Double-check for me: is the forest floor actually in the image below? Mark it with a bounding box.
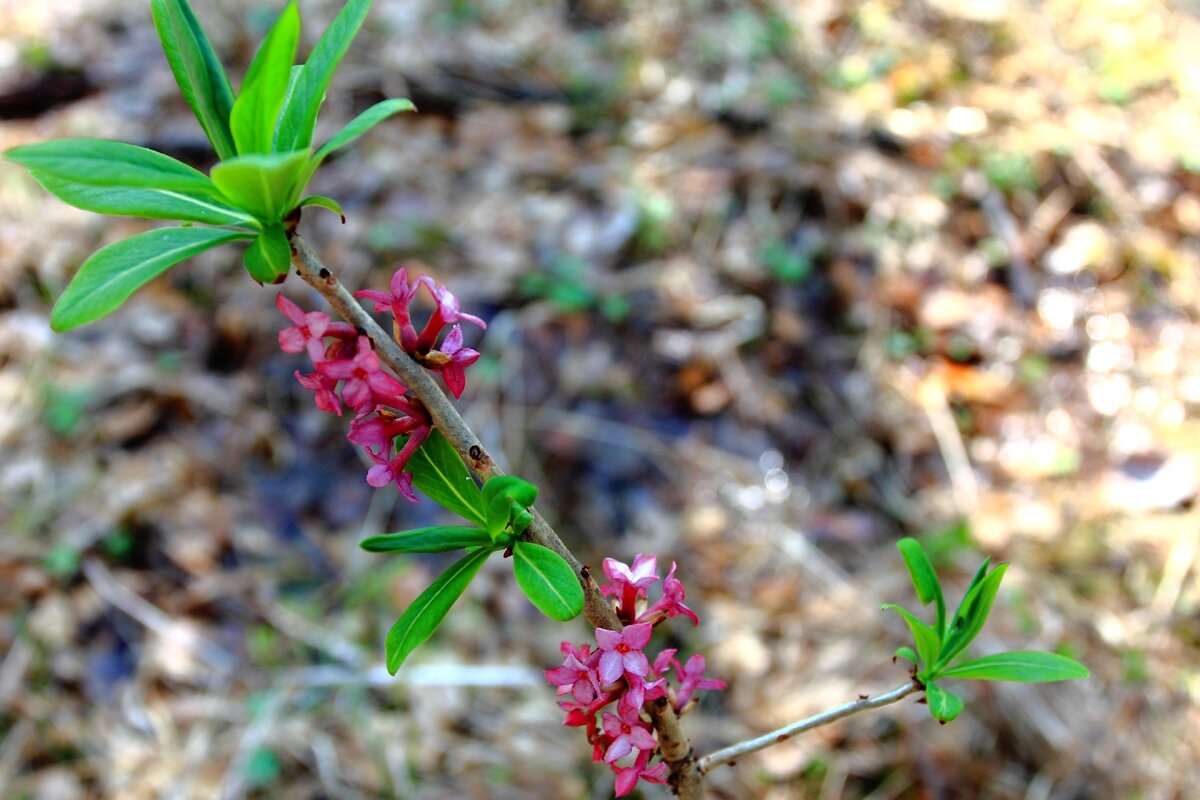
[2,1,1200,798]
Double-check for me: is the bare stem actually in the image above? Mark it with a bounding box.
[695,681,922,775]
[286,231,702,797]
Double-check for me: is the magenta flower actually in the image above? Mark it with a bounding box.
[613,749,668,797]
[426,325,481,399]
[600,704,657,764]
[595,623,652,684]
[295,369,343,416]
[412,276,487,352]
[348,413,424,461]
[640,561,699,626]
[320,337,407,414]
[364,423,430,502]
[355,267,421,349]
[276,294,332,362]
[545,646,604,704]
[602,554,660,623]
[602,555,660,595]
[672,653,727,710]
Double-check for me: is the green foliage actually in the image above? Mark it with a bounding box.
[483,476,538,541]
[360,526,493,553]
[512,540,585,621]
[939,651,1090,682]
[385,547,493,673]
[230,1,300,155]
[362,441,580,669]
[274,0,372,153]
[210,149,309,223]
[924,683,963,723]
[4,0,412,328]
[151,0,237,160]
[884,537,1089,724]
[408,430,487,526]
[242,223,292,284]
[50,227,253,331]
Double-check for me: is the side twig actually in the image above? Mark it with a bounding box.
[286,231,703,797]
[695,680,922,775]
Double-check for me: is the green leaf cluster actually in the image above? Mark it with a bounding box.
[885,537,1089,723]
[360,430,584,673]
[3,0,414,330]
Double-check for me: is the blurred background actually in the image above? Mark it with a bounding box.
[2,0,1199,797]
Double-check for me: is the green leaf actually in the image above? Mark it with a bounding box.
[309,98,414,168]
[893,646,918,665]
[360,526,492,554]
[407,429,486,526]
[231,1,301,155]
[210,150,310,223]
[243,224,291,284]
[51,227,252,331]
[296,194,345,222]
[483,476,538,537]
[29,172,257,228]
[512,541,583,621]
[274,0,372,153]
[151,0,237,159]
[882,603,941,674]
[385,547,492,673]
[897,537,946,636]
[936,563,1009,671]
[4,139,217,193]
[925,682,963,723]
[939,651,1090,682]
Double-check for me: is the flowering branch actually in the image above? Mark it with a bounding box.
[695,680,922,775]
[286,229,703,797]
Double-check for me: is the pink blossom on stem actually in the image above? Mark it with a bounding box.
[640,561,699,626]
[320,337,408,414]
[660,652,726,710]
[601,554,660,622]
[425,325,481,399]
[613,750,668,797]
[294,370,343,416]
[354,267,421,349]
[412,277,487,352]
[595,623,652,684]
[364,424,430,502]
[544,644,603,704]
[600,704,657,763]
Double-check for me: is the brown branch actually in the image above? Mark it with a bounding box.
[695,680,922,775]
[286,231,702,797]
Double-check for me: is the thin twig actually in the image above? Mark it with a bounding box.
[695,681,922,775]
[286,231,703,797]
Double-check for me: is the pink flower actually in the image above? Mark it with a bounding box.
[600,704,657,763]
[295,369,342,416]
[602,554,660,623]
[602,555,660,594]
[640,562,699,626]
[355,267,421,348]
[669,653,727,710]
[425,325,481,398]
[348,412,424,461]
[613,749,668,797]
[544,644,604,704]
[320,337,407,414]
[595,623,652,684]
[363,423,430,502]
[412,277,487,352]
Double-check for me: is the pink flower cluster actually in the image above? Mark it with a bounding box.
[544,555,725,797]
[275,270,484,501]
[354,267,486,399]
